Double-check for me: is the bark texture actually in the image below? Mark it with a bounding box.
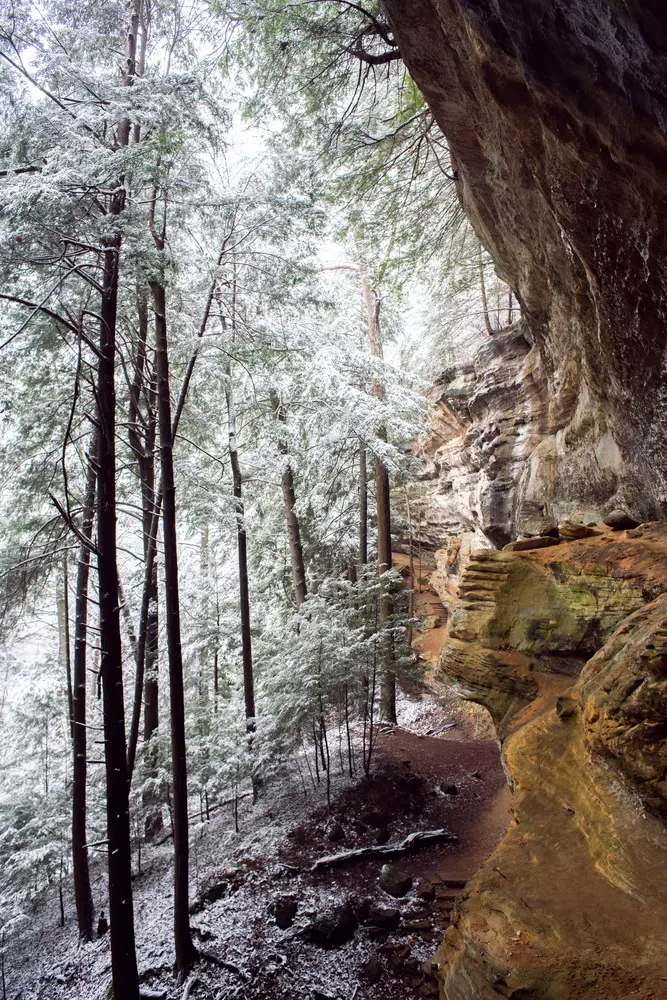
[273,393,308,610]
[152,278,196,979]
[71,444,96,942]
[226,369,256,726]
[362,276,395,723]
[98,239,139,1000]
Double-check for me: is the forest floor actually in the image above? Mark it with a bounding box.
[7,693,509,1000]
[8,566,509,1000]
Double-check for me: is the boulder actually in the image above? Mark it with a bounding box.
[372,827,390,844]
[360,958,383,985]
[304,902,358,948]
[379,864,413,897]
[558,522,603,540]
[503,536,561,551]
[327,822,344,842]
[603,510,640,531]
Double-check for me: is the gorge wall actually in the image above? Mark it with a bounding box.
[382,2,667,998]
[385,0,667,533]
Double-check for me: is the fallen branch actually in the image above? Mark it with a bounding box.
[428,723,457,736]
[311,828,457,871]
[181,976,198,1000]
[199,948,249,980]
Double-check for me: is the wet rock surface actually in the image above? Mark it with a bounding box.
[304,901,358,948]
[434,526,667,998]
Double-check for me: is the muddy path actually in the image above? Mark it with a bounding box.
[244,724,510,1000]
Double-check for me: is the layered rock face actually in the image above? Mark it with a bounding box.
[386,0,667,535]
[381,6,667,995]
[437,526,667,999]
[416,326,557,579]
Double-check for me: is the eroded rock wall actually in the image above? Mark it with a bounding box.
[386,0,667,534]
[436,525,667,999]
[381,4,667,995]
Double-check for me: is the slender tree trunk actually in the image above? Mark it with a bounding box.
[361,275,396,723]
[225,366,255,727]
[479,247,494,336]
[58,563,74,741]
[213,583,220,713]
[59,860,65,928]
[98,237,140,1000]
[271,392,307,610]
[151,278,196,980]
[127,293,160,781]
[126,243,228,785]
[198,525,209,697]
[94,9,143,989]
[405,487,415,649]
[72,441,96,942]
[359,447,368,567]
[124,293,162,837]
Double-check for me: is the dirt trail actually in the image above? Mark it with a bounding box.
[394,552,449,679]
[10,559,509,1000]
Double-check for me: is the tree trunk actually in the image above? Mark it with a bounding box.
[57,562,73,741]
[98,237,140,1000]
[271,392,307,610]
[361,275,396,724]
[127,243,227,785]
[125,292,162,837]
[127,293,160,779]
[198,524,209,696]
[359,447,368,567]
[71,441,96,942]
[151,278,196,980]
[95,5,143,991]
[225,366,255,727]
[479,247,494,336]
[405,487,416,649]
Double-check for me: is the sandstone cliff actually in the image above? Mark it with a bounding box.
[386,0,667,531]
[382,2,667,997]
[436,526,667,999]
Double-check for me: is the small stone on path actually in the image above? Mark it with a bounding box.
[416,880,435,902]
[360,957,383,984]
[379,864,413,897]
[270,895,298,930]
[366,904,400,930]
[441,782,459,795]
[304,902,358,948]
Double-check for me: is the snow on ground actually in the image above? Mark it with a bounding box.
[7,691,506,1000]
